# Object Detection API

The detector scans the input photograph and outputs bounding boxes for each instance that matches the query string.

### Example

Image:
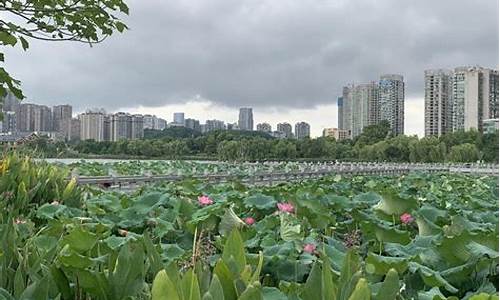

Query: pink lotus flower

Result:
[244,217,255,225]
[400,213,414,224]
[277,202,294,213]
[198,195,214,206]
[303,243,316,254]
[118,229,128,237]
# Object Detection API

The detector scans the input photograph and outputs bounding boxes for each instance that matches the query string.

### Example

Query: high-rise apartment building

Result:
[79,111,107,141]
[205,119,225,132]
[277,122,293,138]
[143,114,168,130]
[337,97,344,130]
[1,111,16,133]
[424,69,453,136]
[238,108,253,131]
[131,114,144,139]
[185,118,201,132]
[294,122,310,139]
[1,92,20,112]
[379,74,405,135]
[70,118,81,141]
[350,82,379,138]
[157,118,167,130]
[340,87,351,132]
[52,104,72,139]
[110,112,131,141]
[143,114,155,129]
[173,112,185,126]
[339,83,377,138]
[17,103,37,132]
[452,66,498,131]
[34,105,52,132]
[256,123,272,132]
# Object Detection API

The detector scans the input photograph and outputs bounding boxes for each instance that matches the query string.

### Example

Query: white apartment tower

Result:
[79,111,107,141]
[452,66,499,132]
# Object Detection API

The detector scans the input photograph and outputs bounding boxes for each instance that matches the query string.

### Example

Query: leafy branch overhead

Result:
[0,0,129,98]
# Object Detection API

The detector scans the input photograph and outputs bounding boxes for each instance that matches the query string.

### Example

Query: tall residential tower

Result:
[238,108,253,131]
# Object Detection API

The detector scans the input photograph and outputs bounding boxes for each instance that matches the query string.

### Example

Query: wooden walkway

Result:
[71,162,498,188]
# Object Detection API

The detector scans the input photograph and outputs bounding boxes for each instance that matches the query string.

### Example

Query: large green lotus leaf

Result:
[161,244,185,262]
[219,207,246,237]
[58,247,103,269]
[323,238,347,271]
[130,192,168,214]
[279,213,302,242]
[103,235,133,250]
[33,235,58,255]
[408,262,458,293]
[439,261,478,287]
[152,218,176,238]
[417,206,447,223]
[373,189,417,216]
[274,259,310,282]
[262,242,295,259]
[262,287,287,300]
[466,241,498,259]
[417,287,447,300]
[443,216,489,237]
[468,294,500,300]
[385,235,437,258]
[36,203,70,219]
[416,215,442,237]
[61,227,98,253]
[190,202,225,224]
[361,221,411,244]
[435,234,472,267]
[353,192,383,205]
[365,253,409,275]
[321,194,351,209]
[243,194,277,210]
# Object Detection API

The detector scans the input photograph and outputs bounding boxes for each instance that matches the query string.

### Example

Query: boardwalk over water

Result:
[71,162,498,189]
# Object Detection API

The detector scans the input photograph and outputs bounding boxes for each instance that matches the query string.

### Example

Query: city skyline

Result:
[2,0,497,137]
[3,63,498,139]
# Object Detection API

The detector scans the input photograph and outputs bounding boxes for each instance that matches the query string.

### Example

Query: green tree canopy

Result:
[0,0,129,98]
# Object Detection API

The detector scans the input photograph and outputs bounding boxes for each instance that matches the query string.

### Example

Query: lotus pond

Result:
[0,155,498,299]
[60,160,304,177]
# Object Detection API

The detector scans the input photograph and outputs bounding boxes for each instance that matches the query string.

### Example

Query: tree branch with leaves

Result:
[0,0,129,100]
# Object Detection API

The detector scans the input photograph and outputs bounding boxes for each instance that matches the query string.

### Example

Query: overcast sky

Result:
[3,0,499,136]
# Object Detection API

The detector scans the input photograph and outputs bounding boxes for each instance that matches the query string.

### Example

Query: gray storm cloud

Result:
[3,0,499,112]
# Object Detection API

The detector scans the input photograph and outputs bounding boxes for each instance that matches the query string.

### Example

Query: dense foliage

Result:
[0,154,498,299]
[57,127,499,162]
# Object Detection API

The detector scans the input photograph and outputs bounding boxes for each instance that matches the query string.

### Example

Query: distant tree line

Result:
[11,122,499,163]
